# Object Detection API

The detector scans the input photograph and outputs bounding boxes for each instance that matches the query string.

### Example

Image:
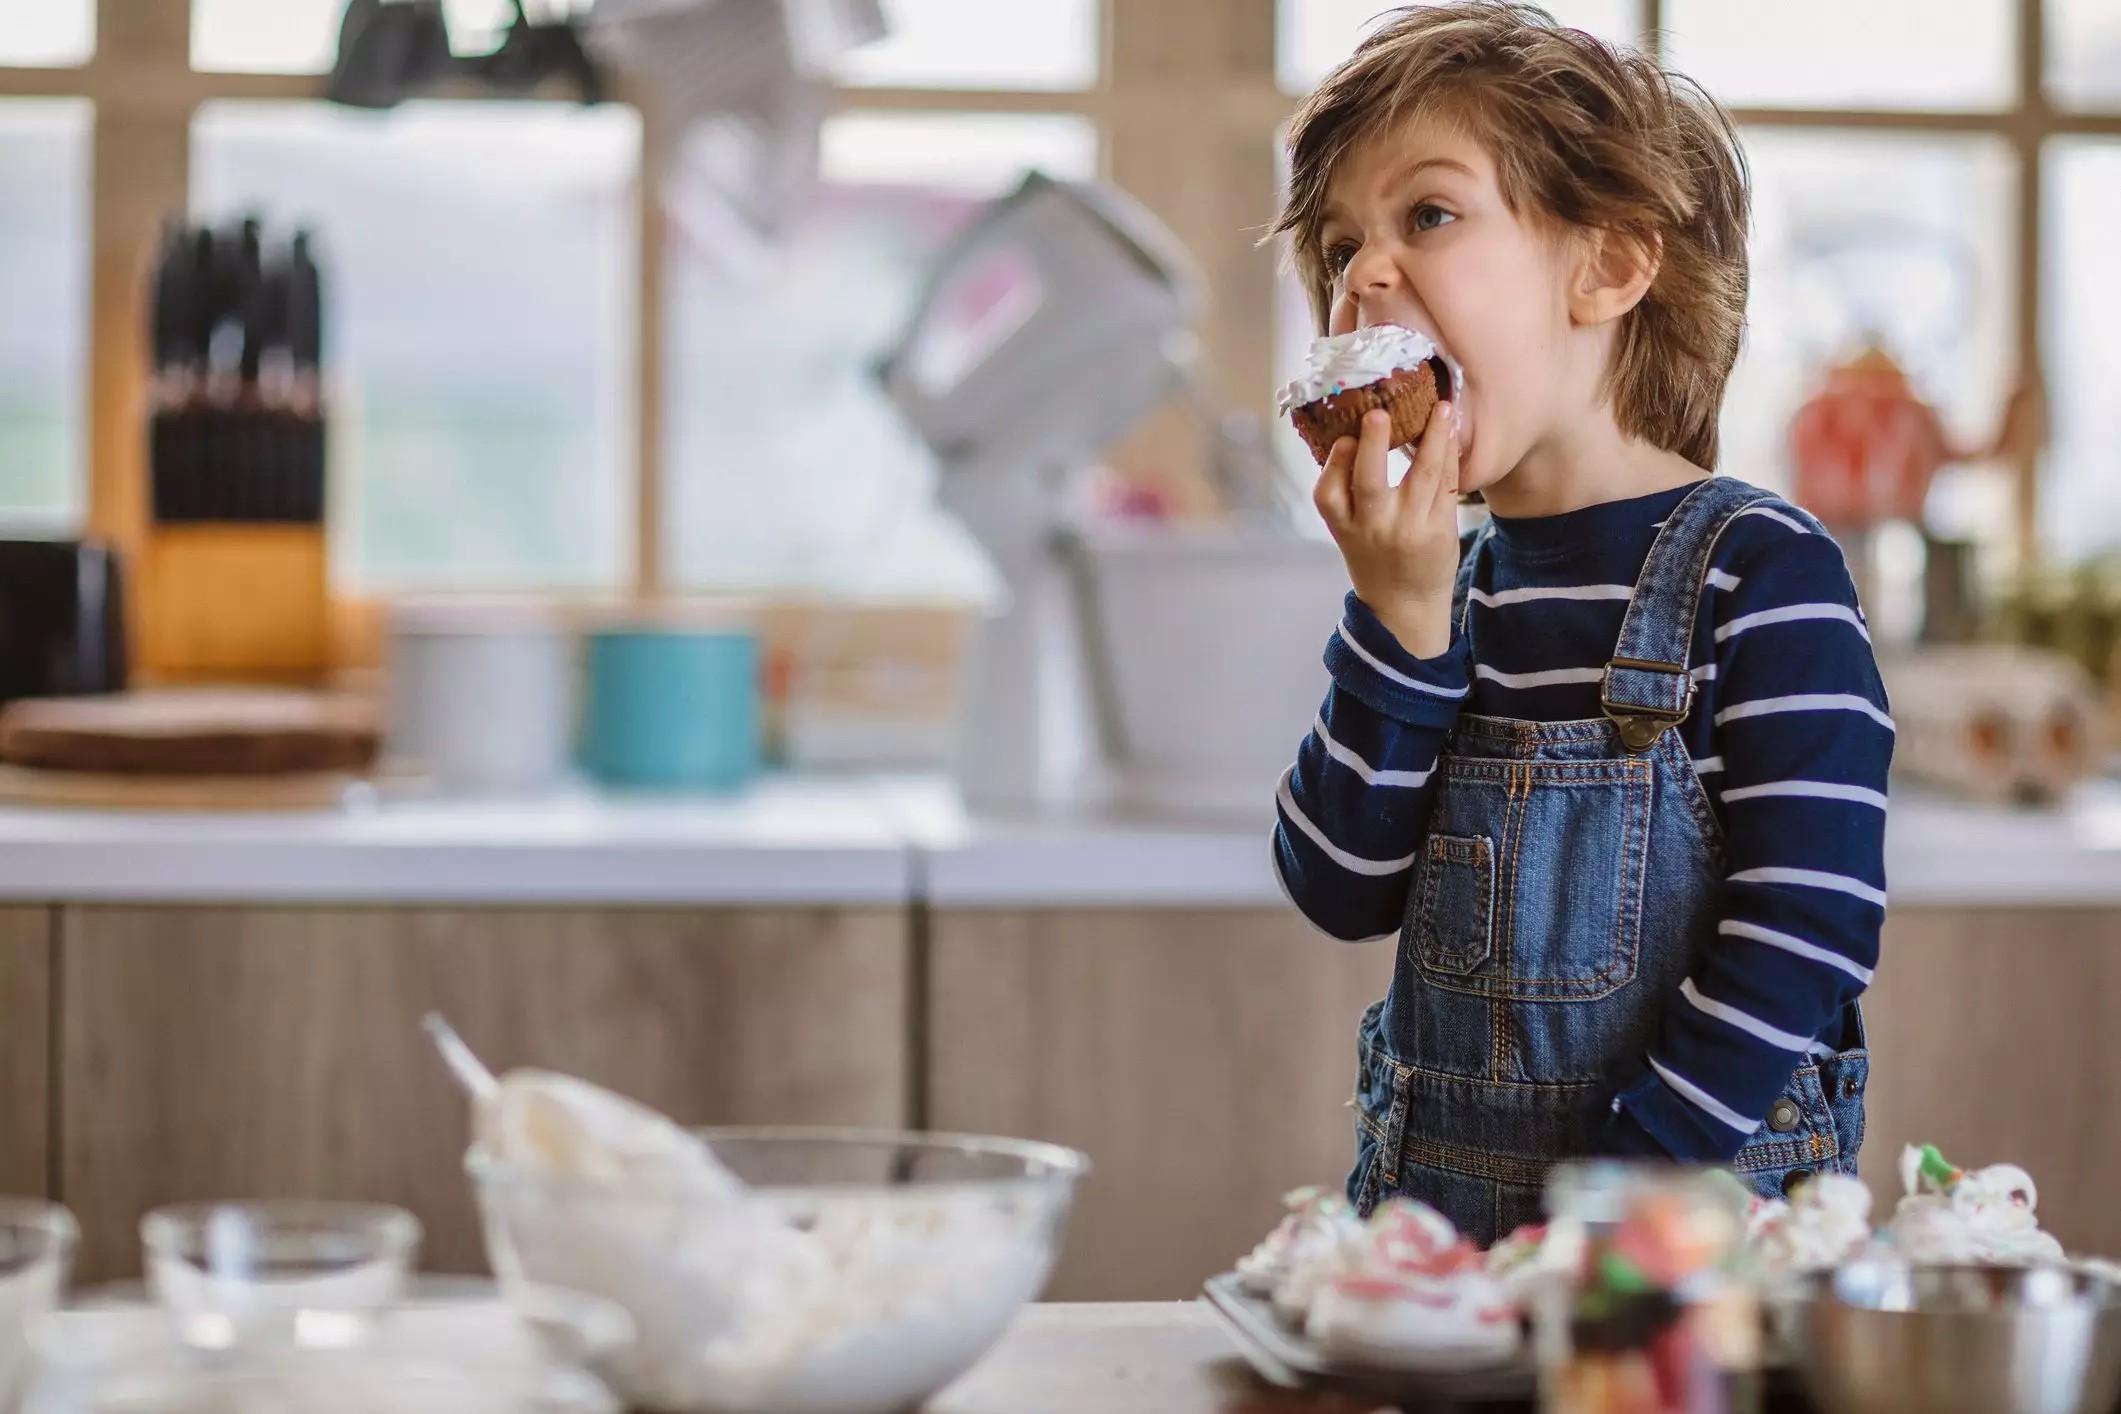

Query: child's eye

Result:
[1324,241,1359,274]
[1411,204,1456,233]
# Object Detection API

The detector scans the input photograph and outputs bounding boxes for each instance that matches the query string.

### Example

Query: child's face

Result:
[1317,115,1606,496]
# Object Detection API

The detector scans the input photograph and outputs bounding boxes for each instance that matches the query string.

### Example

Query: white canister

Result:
[387,598,573,793]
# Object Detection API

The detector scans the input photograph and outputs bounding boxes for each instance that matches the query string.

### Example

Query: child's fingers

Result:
[1311,433,1358,531]
[1400,401,1456,519]
[1347,409,1395,519]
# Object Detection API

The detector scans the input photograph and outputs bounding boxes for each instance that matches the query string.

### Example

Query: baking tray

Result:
[1203,1272,1822,1412]
[1200,1272,1537,1406]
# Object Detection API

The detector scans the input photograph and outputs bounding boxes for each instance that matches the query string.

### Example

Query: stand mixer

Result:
[877,172,1328,814]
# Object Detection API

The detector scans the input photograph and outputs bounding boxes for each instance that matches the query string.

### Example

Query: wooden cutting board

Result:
[0,689,381,777]
[0,765,367,812]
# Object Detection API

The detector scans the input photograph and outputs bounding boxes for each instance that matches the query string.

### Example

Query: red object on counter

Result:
[1788,346,1950,529]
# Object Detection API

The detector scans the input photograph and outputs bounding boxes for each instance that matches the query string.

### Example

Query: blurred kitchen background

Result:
[0,0,2116,1303]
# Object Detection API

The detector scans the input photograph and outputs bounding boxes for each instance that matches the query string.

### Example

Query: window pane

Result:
[192,0,542,73]
[664,112,1097,596]
[833,0,1098,90]
[1719,131,2016,512]
[2049,0,2121,111]
[192,102,639,591]
[0,0,92,66]
[1278,0,1641,93]
[2044,141,2121,562]
[0,100,89,531]
[1664,0,2015,111]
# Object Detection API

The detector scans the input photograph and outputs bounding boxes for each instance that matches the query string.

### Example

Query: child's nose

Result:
[1344,241,1402,299]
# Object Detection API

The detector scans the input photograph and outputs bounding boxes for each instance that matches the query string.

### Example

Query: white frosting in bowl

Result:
[1275,326,1448,416]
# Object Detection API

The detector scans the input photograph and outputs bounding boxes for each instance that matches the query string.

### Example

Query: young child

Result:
[1270,2,1889,1245]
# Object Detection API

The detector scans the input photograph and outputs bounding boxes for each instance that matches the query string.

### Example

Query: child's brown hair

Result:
[1275,1,1749,470]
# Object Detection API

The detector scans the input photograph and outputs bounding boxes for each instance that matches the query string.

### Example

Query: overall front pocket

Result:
[1411,834,1495,974]
[1403,755,1653,1002]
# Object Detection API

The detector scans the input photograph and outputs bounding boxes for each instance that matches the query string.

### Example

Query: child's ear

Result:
[1568,228,1661,327]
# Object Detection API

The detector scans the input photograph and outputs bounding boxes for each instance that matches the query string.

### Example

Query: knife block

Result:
[138,402,331,684]
[137,523,330,684]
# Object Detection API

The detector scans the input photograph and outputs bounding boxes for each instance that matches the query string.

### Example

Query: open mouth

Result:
[1425,353,1455,402]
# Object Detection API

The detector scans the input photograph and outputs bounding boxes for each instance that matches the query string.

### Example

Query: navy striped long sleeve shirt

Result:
[1273,481,1892,1163]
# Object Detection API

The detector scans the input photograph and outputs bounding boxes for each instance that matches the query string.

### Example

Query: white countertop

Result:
[0,777,911,906]
[0,773,2110,909]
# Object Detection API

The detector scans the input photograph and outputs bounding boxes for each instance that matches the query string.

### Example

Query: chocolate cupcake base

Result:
[1289,360,1448,466]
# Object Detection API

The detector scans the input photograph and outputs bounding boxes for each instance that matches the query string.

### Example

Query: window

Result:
[2048,0,2121,111]
[2043,141,2121,561]
[663,111,1097,597]
[1278,0,1640,93]
[833,0,1100,91]
[190,0,555,73]
[1663,0,2017,111]
[0,0,93,67]
[0,100,90,531]
[192,101,640,591]
[8,0,2120,611]
[1718,130,2017,502]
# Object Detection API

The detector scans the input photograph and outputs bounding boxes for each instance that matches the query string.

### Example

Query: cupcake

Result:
[1276,325,1457,466]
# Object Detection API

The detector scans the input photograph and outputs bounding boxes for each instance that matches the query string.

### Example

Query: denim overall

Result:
[1347,477,1869,1245]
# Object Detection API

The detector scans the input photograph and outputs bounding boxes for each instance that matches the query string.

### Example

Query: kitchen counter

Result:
[932,1303,1360,1414]
[934,1304,1828,1413]
[0,773,2111,906]
[0,776,913,905]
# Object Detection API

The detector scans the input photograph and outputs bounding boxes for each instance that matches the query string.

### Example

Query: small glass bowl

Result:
[0,1201,79,1403]
[140,1202,419,1353]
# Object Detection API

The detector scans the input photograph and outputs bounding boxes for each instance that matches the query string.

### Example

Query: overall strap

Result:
[1602,477,1780,752]
[1450,520,1495,645]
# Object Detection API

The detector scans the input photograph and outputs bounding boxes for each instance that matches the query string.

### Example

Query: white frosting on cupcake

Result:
[1275,326,1446,416]
[1886,1145,2065,1266]
[1748,1173,1875,1275]
[1308,1271,1521,1370]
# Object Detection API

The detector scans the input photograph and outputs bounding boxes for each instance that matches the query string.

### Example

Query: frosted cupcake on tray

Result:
[1276,325,1459,465]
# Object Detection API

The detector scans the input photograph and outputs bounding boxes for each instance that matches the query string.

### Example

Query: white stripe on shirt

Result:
[1270,827,1398,944]
[1734,504,1812,535]
[1681,978,1812,1051]
[1648,1057,1757,1134]
[1468,583,1633,608]
[1707,569,1742,591]
[1730,866,1889,908]
[1716,694,1895,731]
[1692,756,1725,774]
[1474,664,1606,689]
[1722,779,1889,810]
[1335,621,1470,700]
[1719,919,1875,984]
[1716,603,1872,644]
[1314,716,1434,788]
[1275,768,1419,877]
[1691,663,1717,683]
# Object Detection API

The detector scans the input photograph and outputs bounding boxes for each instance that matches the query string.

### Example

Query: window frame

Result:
[1,0,2115,607]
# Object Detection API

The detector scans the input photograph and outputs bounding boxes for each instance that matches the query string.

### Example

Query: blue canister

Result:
[581,615,760,791]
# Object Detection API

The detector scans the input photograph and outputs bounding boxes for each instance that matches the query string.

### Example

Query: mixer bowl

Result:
[469,1127,1087,1414]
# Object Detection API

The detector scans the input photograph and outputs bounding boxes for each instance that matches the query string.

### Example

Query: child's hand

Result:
[1312,401,1461,659]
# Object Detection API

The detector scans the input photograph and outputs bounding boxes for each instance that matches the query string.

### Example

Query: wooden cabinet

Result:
[1860,906,2121,1261]
[0,908,52,1201]
[56,905,909,1281]
[927,908,1394,1302]
[13,894,2121,1295]
[929,904,2121,1300]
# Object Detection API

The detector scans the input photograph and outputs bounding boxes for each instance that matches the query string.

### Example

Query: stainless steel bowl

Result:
[1797,1261,2121,1414]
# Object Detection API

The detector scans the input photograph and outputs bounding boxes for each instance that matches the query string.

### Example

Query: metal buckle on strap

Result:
[1601,657,1692,753]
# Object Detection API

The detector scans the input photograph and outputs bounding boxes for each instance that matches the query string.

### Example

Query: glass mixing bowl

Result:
[469,1127,1089,1414]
